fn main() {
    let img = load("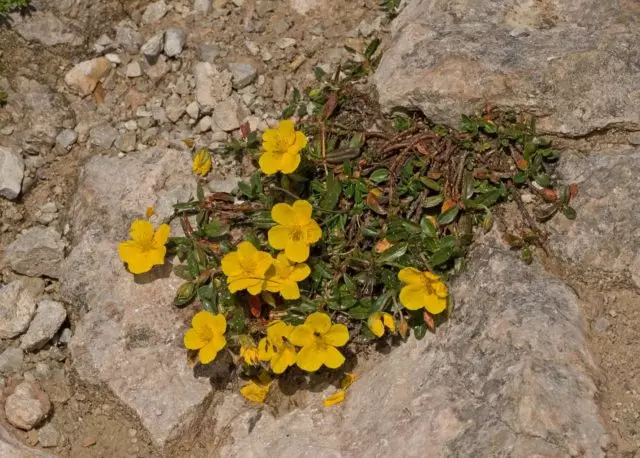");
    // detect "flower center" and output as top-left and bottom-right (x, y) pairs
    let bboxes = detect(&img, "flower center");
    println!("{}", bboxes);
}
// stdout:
(198, 326), (213, 342)
(290, 227), (304, 242)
